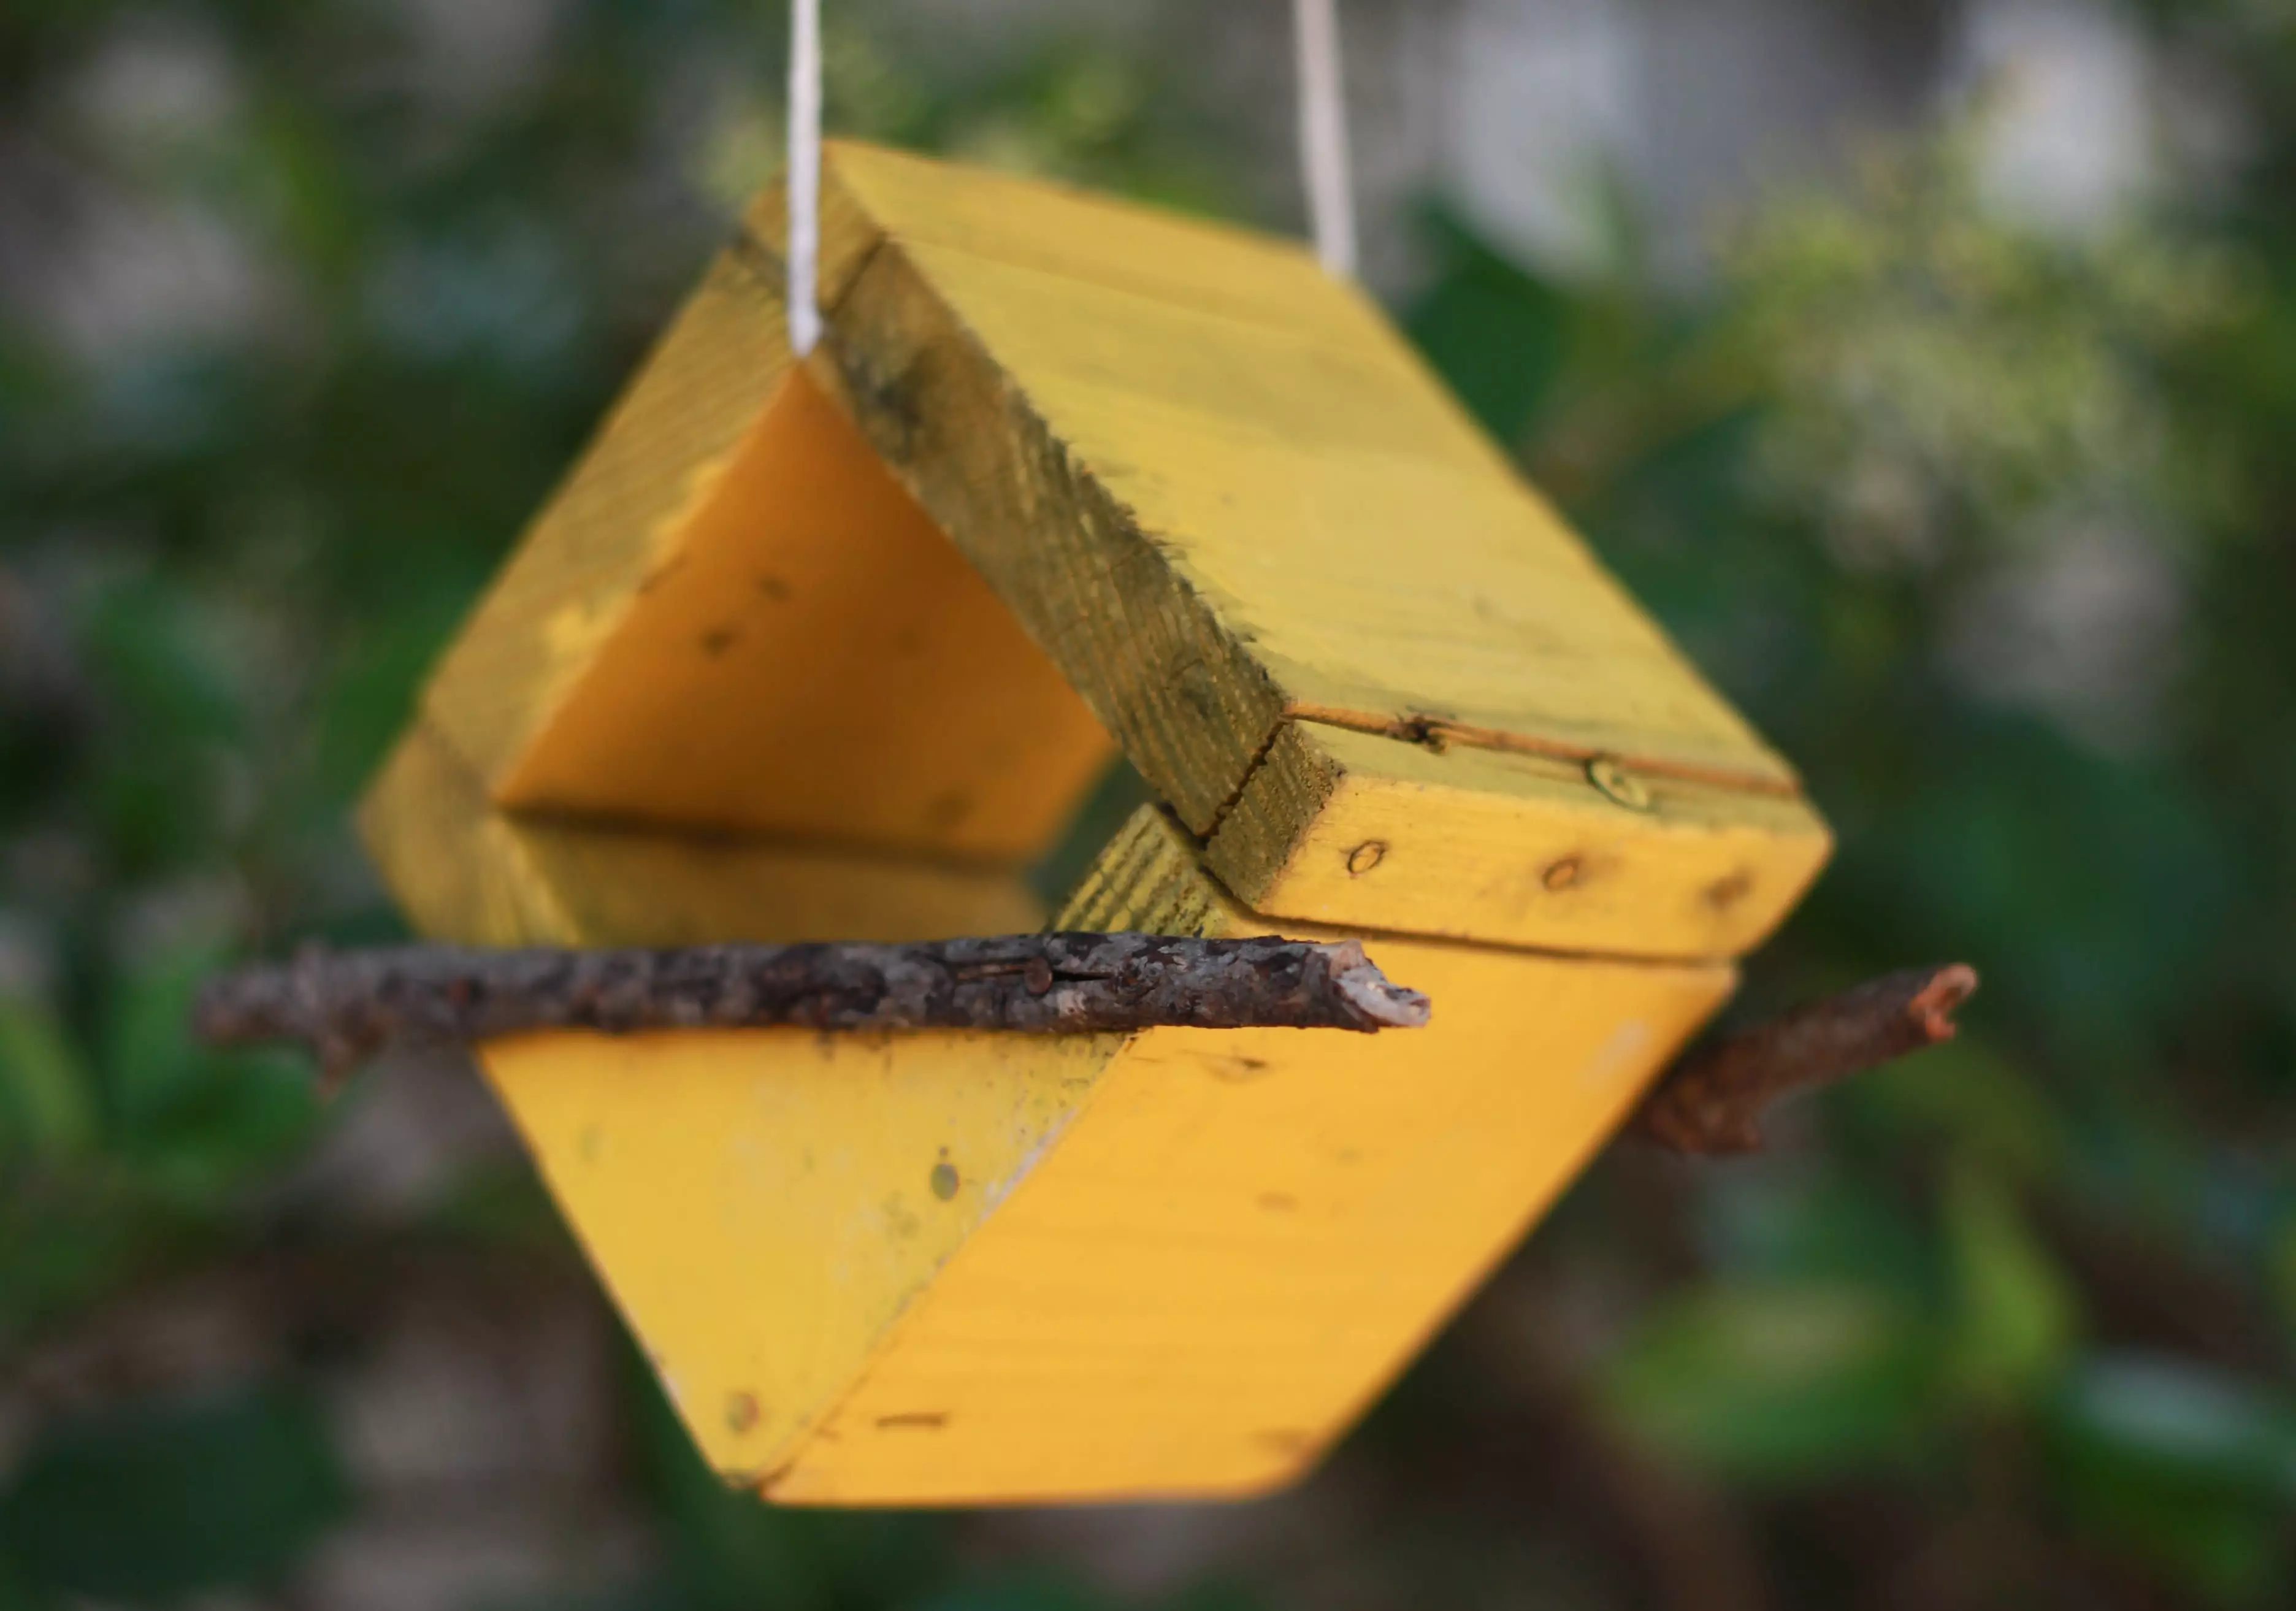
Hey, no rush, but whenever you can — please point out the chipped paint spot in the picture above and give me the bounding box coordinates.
[928,1159,960,1201]
[924,789,973,828]
[542,599,605,658]
[983,1128,1061,1212]
[1584,1019,1654,1087]
[875,1410,949,1431]
[725,1391,761,1434]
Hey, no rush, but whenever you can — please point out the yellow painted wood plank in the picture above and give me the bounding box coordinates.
[483,1021,1116,1485]
[794,140,1372,343]
[418,239,1111,864]
[360,717,1046,951]
[358,719,581,946]
[809,239,1288,839]
[803,142,1797,795]
[766,141,1824,952]
[843,233,1792,789]
[513,815,1046,947]
[421,247,790,800]
[406,139,1821,955]
[361,722,1079,1489]
[495,367,1114,859]
[368,780,1729,1503]
[1205,719,1833,960]
[765,808,1734,1504]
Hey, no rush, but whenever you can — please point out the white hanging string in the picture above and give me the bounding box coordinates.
[786,0,823,355]
[781,0,1358,350]
[1292,0,1358,278]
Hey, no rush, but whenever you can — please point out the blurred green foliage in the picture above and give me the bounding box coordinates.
[4,0,2296,1607]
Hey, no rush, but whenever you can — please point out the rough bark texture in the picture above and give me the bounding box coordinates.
[193,933,1431,1080]
[1632,964,1980,1156]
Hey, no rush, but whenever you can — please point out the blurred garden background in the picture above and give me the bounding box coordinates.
[5,0,2296,1605]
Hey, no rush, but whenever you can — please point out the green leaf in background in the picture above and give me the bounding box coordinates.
[8,0,2296,1602]
[1940,1162,2081,1409]
[911,1575,1268,1611]
[1846,1035,2068,1185]
[98,944,320,1200]
[1701,1168,1932,1293]
[910,1580,1114,1611]
[1404,205,1573,442]
[0,1385,348,1603]
[2043,1355,2296,1604]
[0,988,94,1167]
[2268,1214,2296,1352]
[1598,1282,1938,1483]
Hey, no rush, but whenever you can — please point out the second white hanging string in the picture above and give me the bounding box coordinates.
[782,0,1360,355]
[1292,0,1360,278]
[786,0,823,355]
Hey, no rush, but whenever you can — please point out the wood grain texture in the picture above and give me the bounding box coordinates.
[1205,719,1832,960]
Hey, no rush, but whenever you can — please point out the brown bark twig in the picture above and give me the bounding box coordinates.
[196,936,1975,1157]
[192,933,1433,1084]
[1631,964,1980,1155]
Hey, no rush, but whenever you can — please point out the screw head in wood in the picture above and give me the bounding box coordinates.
[1585,756,1653,811]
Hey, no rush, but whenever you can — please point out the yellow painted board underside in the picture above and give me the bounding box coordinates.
[1206,719,1833,960]
[475,806,1731,1505]
[359,719,1046,950]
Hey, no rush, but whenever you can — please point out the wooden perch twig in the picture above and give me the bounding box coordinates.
[193,933,1432,1082]
[196,936,1976,1158]
[1631,963,1980,1156]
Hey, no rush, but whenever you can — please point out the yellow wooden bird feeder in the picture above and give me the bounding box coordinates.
[360,140,1832,1506]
